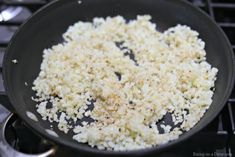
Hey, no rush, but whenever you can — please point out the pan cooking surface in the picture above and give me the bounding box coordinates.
[2,0,234,155]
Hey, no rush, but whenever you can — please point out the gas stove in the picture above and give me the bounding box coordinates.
[0,0,235,157]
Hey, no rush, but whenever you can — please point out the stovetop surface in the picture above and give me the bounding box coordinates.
[0,0,235,157]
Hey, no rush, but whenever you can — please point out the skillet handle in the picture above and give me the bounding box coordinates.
[0,114,57,157]
[0,73,15,112]
[0,94,15,112]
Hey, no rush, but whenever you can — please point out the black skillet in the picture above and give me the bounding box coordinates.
[2,0,235,156]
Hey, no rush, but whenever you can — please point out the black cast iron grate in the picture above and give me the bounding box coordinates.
[0,0,234,157]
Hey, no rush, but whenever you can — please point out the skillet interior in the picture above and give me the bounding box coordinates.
[3,0,234,156]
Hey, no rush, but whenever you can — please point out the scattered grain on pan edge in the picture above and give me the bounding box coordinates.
[32,15,218,151]
[11,59,18,64]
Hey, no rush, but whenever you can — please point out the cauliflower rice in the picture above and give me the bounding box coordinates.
[32,15,218,151]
